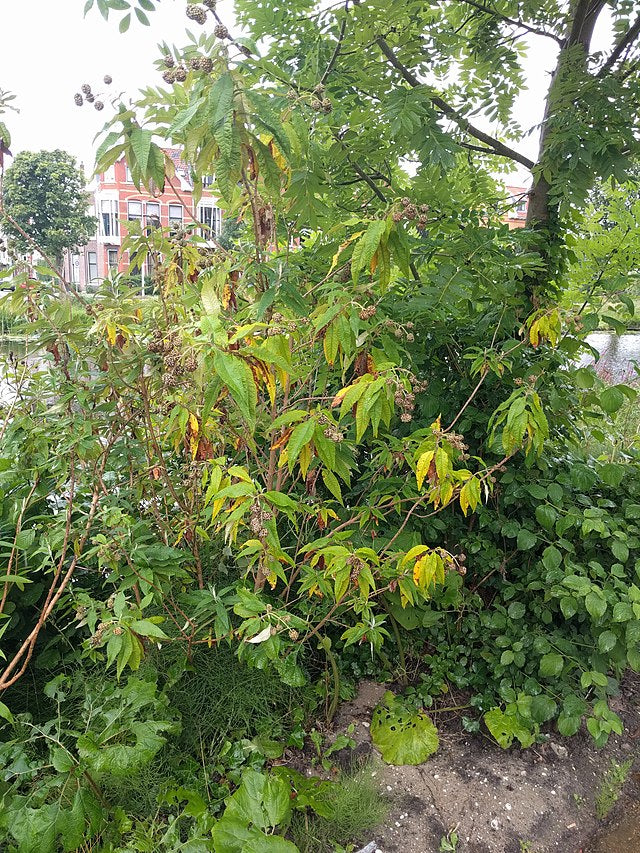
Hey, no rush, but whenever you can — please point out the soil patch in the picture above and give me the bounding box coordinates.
[330,674,640,852]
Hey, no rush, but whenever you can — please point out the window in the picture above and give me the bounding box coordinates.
[125,165,133,183]
[87,251,98,282]
[100,199,119,237]
[70,254,80,284]
[103,166,116,183]
[146,202,161,228]
[127,200,143,222]
[107,249,119,270]
[168,204,183,225]
[202,175,214,187]
[198,203,222,237]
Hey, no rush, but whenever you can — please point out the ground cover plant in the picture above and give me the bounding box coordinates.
[2,0,640,849]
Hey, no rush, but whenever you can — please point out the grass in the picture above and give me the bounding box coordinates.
[595,758,633,820]
[164,646,312,756]
[287,762,389,852]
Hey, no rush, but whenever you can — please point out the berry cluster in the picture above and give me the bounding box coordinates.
[311,98,333,113]
[162,52,214,84]
[358,305,377,321]
[184,2,229,37]
[317,413,343,442]
[248,500,274,540]
[392,197,429,230]
[148,330,198,388]
[73,76,111,111]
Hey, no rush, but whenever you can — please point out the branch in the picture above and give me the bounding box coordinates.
[456,0,564,44]
[375,36,535,170]
[320,2,350,84]
[597,11,640,77]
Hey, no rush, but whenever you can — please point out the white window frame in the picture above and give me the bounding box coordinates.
[107,248,119,270]
[168,204,183,225]
[100,199,119,237]
[198,203,222,238]
[87,251,99,282]
[125,165,134,183]
[146,202,161,228]
[127,200,143,222]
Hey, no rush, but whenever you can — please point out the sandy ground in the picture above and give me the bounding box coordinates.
[330,676,640,853]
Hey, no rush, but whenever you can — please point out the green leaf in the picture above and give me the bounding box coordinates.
[585,591,607,621]
[130,619,169,640]
[51,747,75,773]
[516,528,537,551]
[598,630,617,653]
[484,707,535,749]
[611,540,629,563]
[535,505,557,531]
[0,700,13,723]
[539,652,564,678]
[213,351,257,428]
[351,220,386,283]
[371,691,439,765]
[542,545,562,572]
[286,419,315,469]
[600,386,625,414]
[530,695,557,723]
[507,602,526,620]
[321,469,343,504]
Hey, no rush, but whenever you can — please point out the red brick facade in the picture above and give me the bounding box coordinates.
[63,149,221,291]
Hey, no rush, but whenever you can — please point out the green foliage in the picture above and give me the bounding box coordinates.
[371,691,439,765]
[595,758,633,820]
[2,150,96,267]
[288,764,388,853]
[4,0,640,847]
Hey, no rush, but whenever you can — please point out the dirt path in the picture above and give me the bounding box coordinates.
[333,677,640,853]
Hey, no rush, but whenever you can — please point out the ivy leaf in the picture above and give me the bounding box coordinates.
[371,691,439,765]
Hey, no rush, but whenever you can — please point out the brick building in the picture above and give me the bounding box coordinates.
[504,185,529,228]
[63,148,222,291]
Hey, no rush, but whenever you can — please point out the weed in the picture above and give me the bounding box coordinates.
[595,758,633,819]
[573,792,584,808]
[288,763,389,852]
[440,828,459,851]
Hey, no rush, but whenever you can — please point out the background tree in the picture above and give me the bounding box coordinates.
[1,149,95,272]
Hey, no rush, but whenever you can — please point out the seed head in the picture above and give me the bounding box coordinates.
[103,74,113,85]
[81,84,92,95]
[74,93,83,106]
[214,23,229,38]
[94,101,104,111]
[186,4,207,25]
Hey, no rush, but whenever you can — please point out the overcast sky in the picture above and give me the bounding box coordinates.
[2,1,612,186]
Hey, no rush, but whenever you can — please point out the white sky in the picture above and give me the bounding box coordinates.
[1,1,613,186]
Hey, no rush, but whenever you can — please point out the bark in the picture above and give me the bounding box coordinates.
[527,0,607,229]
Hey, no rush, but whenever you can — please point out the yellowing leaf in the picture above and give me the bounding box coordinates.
[106,323,117,346]
[416,450,435,490]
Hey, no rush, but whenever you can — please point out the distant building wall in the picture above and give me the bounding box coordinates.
[66,149,223,291]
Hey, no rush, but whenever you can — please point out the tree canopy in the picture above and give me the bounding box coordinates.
[1,149,95,269]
